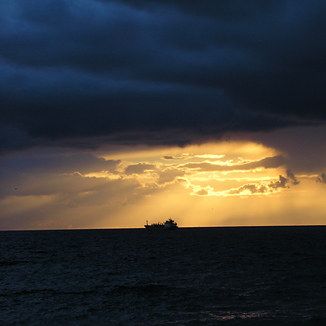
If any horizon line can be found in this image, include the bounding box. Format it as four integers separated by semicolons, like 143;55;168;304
1;224;326;232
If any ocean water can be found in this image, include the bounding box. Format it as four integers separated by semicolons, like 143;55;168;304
1;226;326;325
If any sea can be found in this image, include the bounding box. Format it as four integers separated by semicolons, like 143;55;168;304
1;226;326;325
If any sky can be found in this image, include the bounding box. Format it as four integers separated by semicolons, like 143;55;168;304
1;0;326;230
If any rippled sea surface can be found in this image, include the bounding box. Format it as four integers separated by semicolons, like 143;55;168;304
1;226;326;325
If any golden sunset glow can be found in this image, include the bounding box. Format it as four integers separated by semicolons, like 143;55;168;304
1;137;326;230
98;141;287;199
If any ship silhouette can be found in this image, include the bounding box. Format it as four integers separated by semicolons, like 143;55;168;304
144;218;178;230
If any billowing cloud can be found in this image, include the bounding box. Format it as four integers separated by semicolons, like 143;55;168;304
316;173;326;184
222;171;302;196
1;0;326;152
233;178;282;195
227;184;268;195
124;163;156;175
156;168;185;185
180;154;285;172
188;172;302;197
268;175;289;189
286;169;300;185
194;189;209;196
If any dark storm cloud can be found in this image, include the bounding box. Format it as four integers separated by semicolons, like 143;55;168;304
1;0;325;152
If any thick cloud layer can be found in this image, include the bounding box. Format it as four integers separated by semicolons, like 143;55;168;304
1;0;325;152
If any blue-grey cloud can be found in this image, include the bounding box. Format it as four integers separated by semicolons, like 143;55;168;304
1;0;325;152
0;152;119;175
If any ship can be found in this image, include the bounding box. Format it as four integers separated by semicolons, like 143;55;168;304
144;218;178;230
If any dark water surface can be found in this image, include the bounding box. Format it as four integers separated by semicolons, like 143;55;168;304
1;226;326;325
